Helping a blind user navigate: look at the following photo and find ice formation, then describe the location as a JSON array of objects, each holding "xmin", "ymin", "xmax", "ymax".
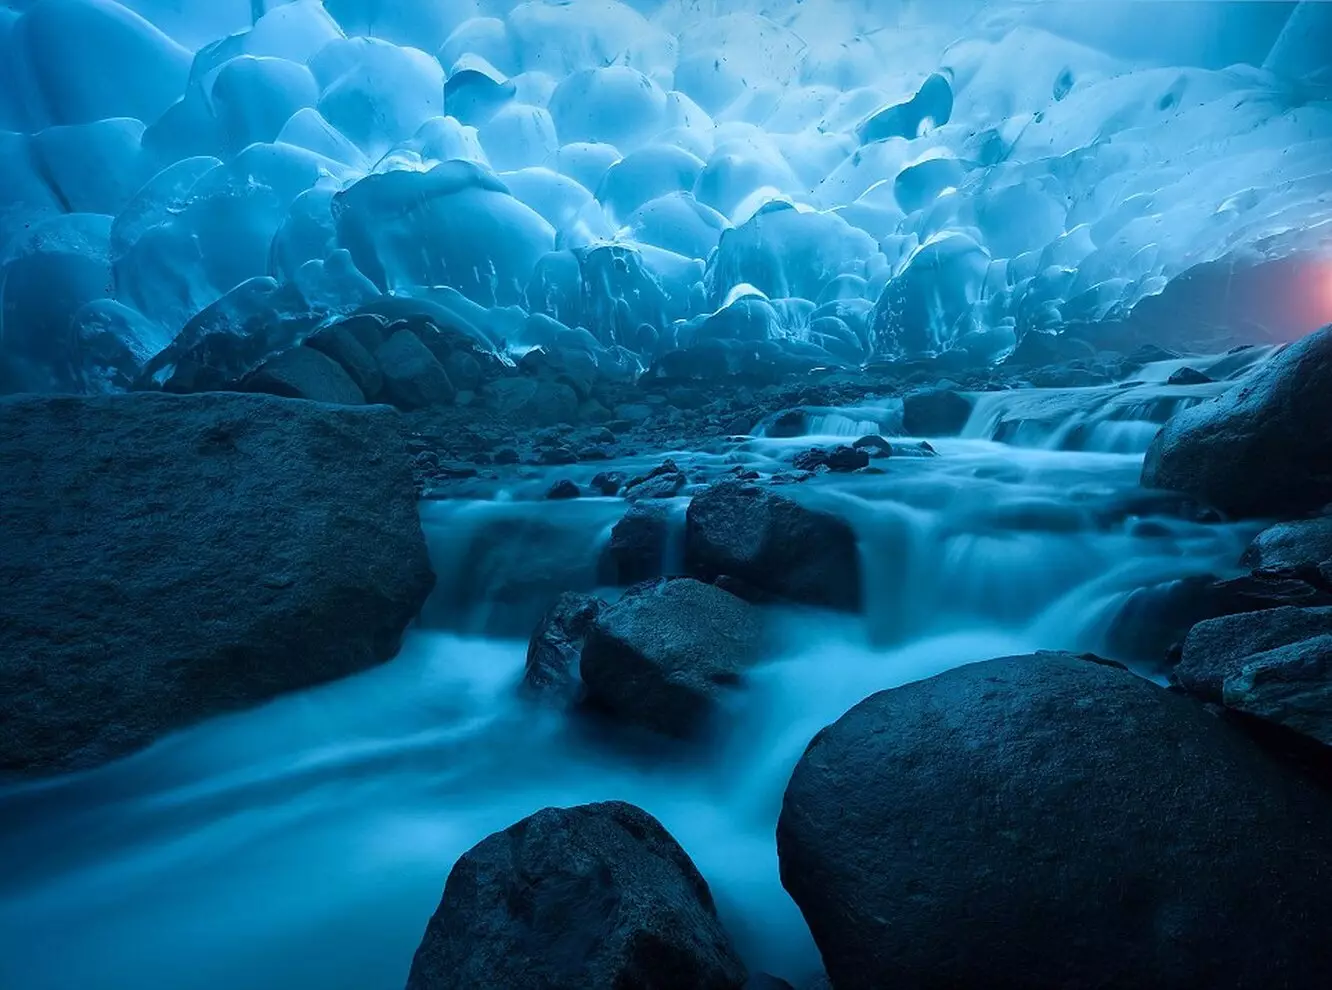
[{"xmin": 1, "ymin": 0, "xmax": 1330, "ymax": 392}]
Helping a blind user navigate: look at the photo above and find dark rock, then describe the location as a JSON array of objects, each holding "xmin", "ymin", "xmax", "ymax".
[
  {"xmin": 330, "ymin": 313, "xmax": 389, "ymax": 353},
  {"xmin": 1142, "ymin": 324, "xmax": 1332, "ymax": 517},
  {"xmin": 778, "ymin": 652, "xmax": 1332, "ymax": 990},
  {"xmin": 304, "ymin": 323, "xmax": 384, "ymax": 399},
  {"xmin": 591, "ymin": 471, "xmax": 626, "ymax": 496},
  {"xmin": 0, "ymin": 392, "xmax": 435, "ymax": 776},
  {"xmin": 851, "ymin": 434, "xmax": 892, "ymax": 457},
  {"xmin": 1106, "ymin": 572, "xmax": 1332, "ymax": 666},
  {"xmin": 538, "ymin": 446, "xmax": 579, "ymax": 466},
  {"xmin": 1166, "ymin": 366, "xmax": 1214, "ymax": 386},
  {"xmin": 580, "ymin": 578, "xmax": 762, "ymax": 737},
  {"xmin": 523, "ymin": 593, "xmax": 604, "ymax": 705},
  {"xmin": 686, "ymin": 482, "xmax": 862, "ymax": 610},
  {"xmin": 1241, "ymin": 515, "xmax": 1332, "ymax": 575},
  {"xmin": 1222, "ymin": 637, "xmax": 1332, "ymax": 747},
  {"xmin": 766, "ymin": 409, "xmax": 809, "ymax": 438},
  {"xmin": 140, "ymin": 277, "xmax": 330, "ymax": 393},
  {"xmin": 484, "ymin": 377, "xmax": 580, "ymax": 427},
  {"xmin": 1004, "ymin": 330, "xmax": 1096, "ymax": 368},
  {"xmin": 406, "ymin": 801, "xmax": 748, "ymax": 990},
  {"xmin": 901, "ymin": 387, "xmax": 974, "ymax": 436},
  {"xmin": 603, "ymin": 503, "xmax": 673, "ymax": 585},
  {"xmin": 791, "ymin": 448, "xmax": 828, "ymax": 472},
  {"xmin": 376, "ymin": 330, "xmax": 457, "ymax": 410},
  {"xmin": 891, "ymin": 440, "xmax": 937, "ymax": 458},
  {"xmin": 242, "ymin": 346, "xmax": 366, "ymax": 405},
  {"xmin": 825, "ymin": 445, "xmax": 869, "ymax": 472},
  {"xmin": 493, "ymin": 447, "xmax": 520, "ymax": 465},
  {"xmin": 546, "ymin": 479, "xmax": 581, "ymax": 500},
  {"xmin": 1176, "ymin": 606, "xmax": 1332, "ymax": 702},
  {"xmin": 624, "ymin": 459, "xmax": 687, "ymax": 500}
]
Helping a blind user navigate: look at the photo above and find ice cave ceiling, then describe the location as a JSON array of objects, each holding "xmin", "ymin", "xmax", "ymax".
[{"xmin": 1, "ymin": 0, "xmax": 1329, "ymax": 393}]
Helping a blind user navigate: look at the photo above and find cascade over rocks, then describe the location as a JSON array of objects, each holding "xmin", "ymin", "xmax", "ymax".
[
  {"xmin": 777, "ymin": 652, "xmax": 1332, "ymax": 990},
  {"xmin": 580, "ymin": 578, "xmax": 762, "ymax": 738},
  {"xmin": 0, "ymin": 392, "xmax": 435, "ymax": 776},
  {"xmin": 406, "ymin": 801, "xmax": 748, "ymax": 990},
  {"xmin": 1142, "ymin": 324, "xmax": 1332, "ymax": 517},
  {"xmin": 685, "ymin": 481, "xmax": 862, "ymax": 610}
]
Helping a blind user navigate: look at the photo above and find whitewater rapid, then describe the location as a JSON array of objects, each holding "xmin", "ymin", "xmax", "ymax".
[{"xmin": 0, "ymin": 370, "xmax": 1264, "ymax": 989}]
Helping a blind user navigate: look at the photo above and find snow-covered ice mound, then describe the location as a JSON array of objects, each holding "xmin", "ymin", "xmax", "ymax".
[{"xmin": 1, "ymin": 0, "xmax": 1330, "ymax": 391}]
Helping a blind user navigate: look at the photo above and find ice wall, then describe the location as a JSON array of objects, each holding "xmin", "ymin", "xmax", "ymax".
[{"xmin": 1, "ymin": 0, "xmax": 1329, "ymax": 391}]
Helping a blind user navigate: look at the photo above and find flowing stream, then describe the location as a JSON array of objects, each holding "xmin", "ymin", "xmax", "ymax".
[{"xmin": 0, "ymin": 358, "xmax": 1268, "ymax": 989}]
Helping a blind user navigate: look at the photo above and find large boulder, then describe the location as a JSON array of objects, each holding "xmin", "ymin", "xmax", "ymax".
[
  {"xmin": 778, "ymin": 652, "xmax": 1332, "ymax": 989},
  {"xmin": 580, "ymin": 578, "xmax": 762, "ymax": 737},
  {"xmin": 1176, "ymin": 606, "xmax": 1332, "ymax": 702},
  {"xmin": 1241, "ymin": 515, "xmax": 1332, "ymax": 578},
  {"xmin": 1176, "ymin": 606, "xmax": 1332, "ymax": 746},
  {"xmin": 901, "ymin": 386, "xmax": 974, "ymax": 436},
  {"xmin": 685, "ymin": 482, "xmax": 862, "ymax": 610},
  {"xmin": 602, "ymin": 502, "xmax": 674, "ymax": 585},
  {"xmin": 0, "ymin": 392, "xmax": 435, "ymax": 776},
  {"xmin": 241, "ymin": 345, "xmax": 366, "ymax": 405},
  {"xmin": 376, "ymin": 329, "xmax": 457, "ymax": 410},
  {"xmin": 1142, "ymin": 325, "xmax": 1332, "ymax": 517},
  {"xmin": 406, "ymin": 801, "xmax": 748, "ymax": 990}
]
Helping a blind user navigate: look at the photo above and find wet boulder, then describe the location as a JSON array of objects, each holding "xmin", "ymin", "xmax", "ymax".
[
  {"xmin": 1176, "ymin": 607, "xmax": 1332, "ymax": 746},
  {"xmin": 1142, "ymin": 324, "xmax": 1332, "ymax": 517},
  {"xmin": 241, "ymin": 346, "xmax": 366, "ymax": 405},
  {"xmin": 602, "ymin": 502, "xmax": 674, "ymax": 586},
  {"xmin": 685, "ymin": 482, "xmax": 862, "ymax": 610},
  {"xmin": 580, "ymin": 578, "xmax": 762, "ymax": 738},
  {"xmin": 546, "ymin": 479, "xmax": 581, "ymax": 500},
  {"xmin": 406, "ymin": 801, "xmax": 748, "ymax": 990},
  {"xmin": 901, "ymin": 386, "xmax": 974, "ymax": 436},
  {"xmin": 778, "ymin": 652, "xmax": 1332, "ymax": 990},
  {"xmin": 792, "ymin": 446, "xmax": 868, "ymax": 473},
  {"xmin": 481, "ymin": 377, "xmax": 579, "ymax": 427},
  {"xmin": 0, "ymin": 392, "xmax": 435, "ymax": 776},
  {"xmin": 375, "ymin": 330, "xmax": 457, "ymax": 409},
  {"xmin": 624, "ymin": 458, "xmax": 688, "ymax": 500},
  {"xmin": 523, "ymin": 592, "xmax": 604, "ymax": 706},
  {"xmin": 1241, "ymin": 515, "xmax": 1332, "ymax": 580},
  {"xmin": 1166, "ymin": 366, "xmax": 1214, "ymax": 386},
  {"xmin": 304, "ymin": 322, "xmax": 384, "ymax": 399}
]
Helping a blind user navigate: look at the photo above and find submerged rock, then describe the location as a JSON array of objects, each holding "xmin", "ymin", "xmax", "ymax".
[
  {"xmin": 406, "ymin": 801, "xmax": 748, "ymax": 990},
  {"xmin": 685, "ymin": 482, "xmax": 862, "ymax": 610},
  {"xmin": 580, "ymin": 578, "xmax": 762, "ymax": 737},
  {"xmin": 778, "ymin": 652, "xmax": 1332, "ymax": 989},
  {"xmin": 523, "ymin": 592, "xmax": 604, "ymax": 706},
  {"xmin": 1142, "ymin": 324, "xmax": 1332, "ymax": 517},
  {"xmin": 0, "ymin": 392, "xmax": 434, "ymax": 776}
]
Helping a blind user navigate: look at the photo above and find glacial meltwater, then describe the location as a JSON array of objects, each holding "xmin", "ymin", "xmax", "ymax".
[{"xmin": 0, "ymin": 355, "xmax": 1265, "ymax": 989}]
